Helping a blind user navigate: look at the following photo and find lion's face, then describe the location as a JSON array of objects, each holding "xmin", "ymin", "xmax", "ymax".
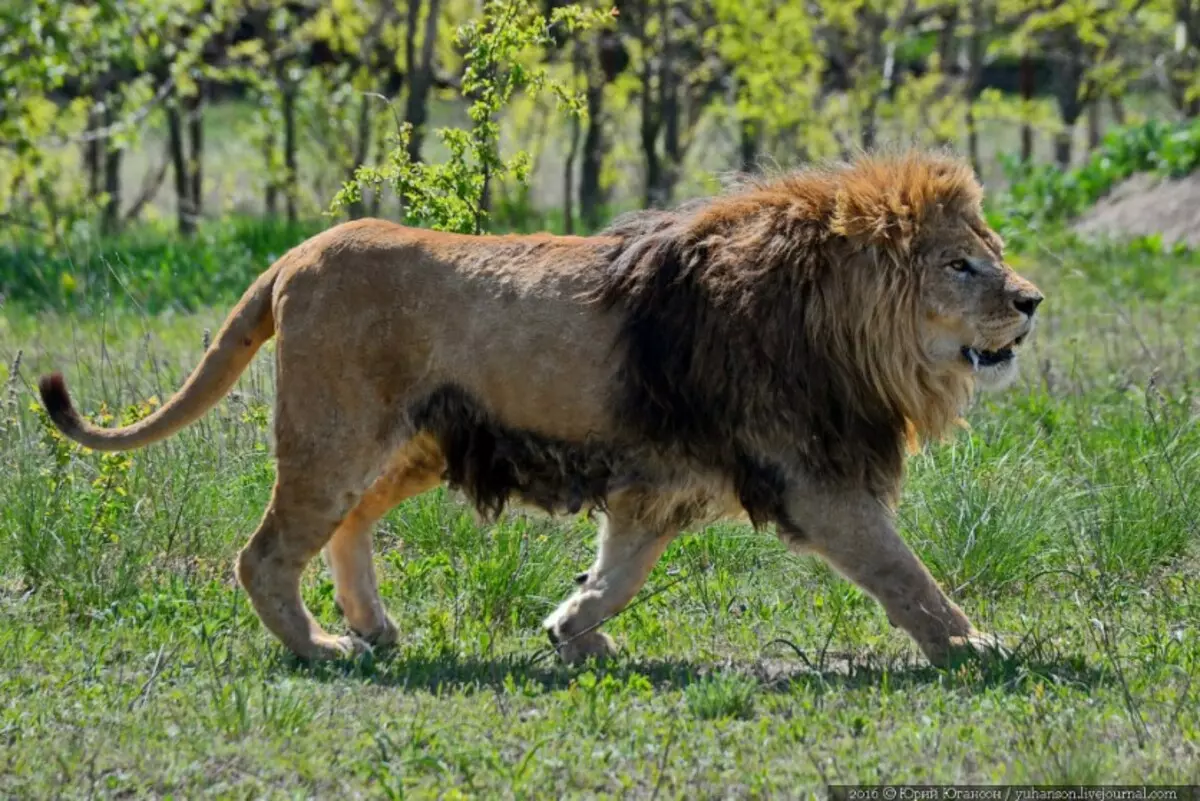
[{"xmin": 916, "ymin": 216, "xmax": 1043, "ymax": 391}]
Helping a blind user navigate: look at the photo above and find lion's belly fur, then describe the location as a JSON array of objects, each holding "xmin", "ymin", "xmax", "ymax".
[{"xmin": 272, "ymin": 219, "xmax": 744, "ymax": 530}]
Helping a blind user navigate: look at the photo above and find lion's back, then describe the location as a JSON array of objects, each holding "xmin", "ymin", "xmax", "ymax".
[{"xmin": 271, "ymin": 218, "xmax": 627, "ymax": 443}]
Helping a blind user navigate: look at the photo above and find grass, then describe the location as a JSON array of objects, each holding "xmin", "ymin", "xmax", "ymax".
[{"xmin": 1, "ymin": 220, "xmax": 1198, "ymax": 797}]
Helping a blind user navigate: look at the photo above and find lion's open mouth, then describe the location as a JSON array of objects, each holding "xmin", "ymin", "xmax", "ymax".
[{"xmin": 962, "ymin": 334, "xmax": 1025, "ymax": 369}]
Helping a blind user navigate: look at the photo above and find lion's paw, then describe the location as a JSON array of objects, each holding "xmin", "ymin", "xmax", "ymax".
[
  {"xmin": 934, "ymin": 631, "xmax": 1009, "ymax": 668},
  {"xmin": 354, "ymin": 617, "xmax": 399, "ymax": 648},
  {"xmin": 547, "ymin": 627, "xmax": 618, "ymax": 666},
  {"xmin": 306, "ymin": 633, "xmax": 373, "ymax": 661}
]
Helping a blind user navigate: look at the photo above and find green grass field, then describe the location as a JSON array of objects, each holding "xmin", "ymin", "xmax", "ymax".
[{"xmin": 1, "ymin": 225, "xmax": 1198, "ymax": 797}]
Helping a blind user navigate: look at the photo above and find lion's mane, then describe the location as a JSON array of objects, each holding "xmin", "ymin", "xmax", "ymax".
[{"xmin": 594, "ymin": 151, "xmax": 982, "ymax": 524}]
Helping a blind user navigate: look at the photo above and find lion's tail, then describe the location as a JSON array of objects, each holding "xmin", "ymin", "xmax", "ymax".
[{"xmin": 38, "ymin": 259, "xmax": 282, "ymax": 452}]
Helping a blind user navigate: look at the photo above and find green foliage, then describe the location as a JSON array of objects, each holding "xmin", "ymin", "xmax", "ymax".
[
  {"xmin": 0, "ymin": 217, "xmax": 320, "ymax": 312},
  {"xmin": 683, "ymin": 672, "xmax": 758, "ymax": 720},
  {"xmin": 332, "ymin": 0, "xmax": 611, "ymax": 233},
  {"xmin": 0, "ymin": 0, "xmax": 252, "ymax": 239},
  {"xmin": 999, "ymin": 117, "xmax": 1200, "ymax": 228}
]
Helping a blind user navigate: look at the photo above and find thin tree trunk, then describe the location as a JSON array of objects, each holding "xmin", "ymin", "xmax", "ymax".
[
  {"xmin": 1171, "ymin": 1, "xmax": 1200, "ymax": 116},
  {"xmin": 638, "ymin": 0, "xmax": 662, "ymax": 209},
  {"xmin": 102, "ymin": 103, "xmax": 122, "ymax": 235},
  {"xmin": 1087, "ymin": 100, "xmax": 1102, "ymax": 151},
  {"xmin": 580, "ymin": 76, "xmax": 607, "ymax": 230},
  {"xmin": 405, "ymin": 0, "xmax": 442, "ymax": 164},
  {"xmin": 478, "ymin": 167, "xmax": 491, "ymax": 232},
  {"xmin": 264, "ymin": 123, "xmax": 278, "ymax": 216},
  {"xmin": 739, "ymin": 121, "xmax": 760, "ymax": 173},
  {"xmin": 1051, "ymin": 35, "xmax": 1089, "ymax": 170},
  {"xmin": 369, "ymin": 115, "xmax": 387, "ymax": 217},
  {"xmin": 282, "ymin": 85, "xmax": 298, "ymax": 224},
  {"xmin": 166, "ymin": 104, "xmax": 193, "ymax": 235},
  {"xmin": 1054, "ymin": 131, "xmax": 1073, "ymax": 168},
  {"xmin": 860, "ymin": 103, "xmax": 877, "ymax": 151},
  {"xmin": 640, "ymin": 56, "xmax": 661, "ymax": 208},
  {"xmin": 1019, "ymin": 53, "xmax": 1035, "ymax": 162},
  {"xmin": 122, "ymin": 155, "xmax": 169, "ymax": 224},
  {"xmin": 348, "ymin": 96, "xmax": 373, "ymax": 219},
  {"xmin": 1054, "ymin": 86, "xmax": 1081, "ymax": 169},
  {"xmin": 186, "ymin": 90, "xmax": 203, "ymax": 225},
  {"xmin": 564, "ymin": 119, "xmax": 579, "ymax": 234},
  {"xmin": 1110, "ymin": 95, "xmax": 1126, "ymax": 125},
  {"xmin": 659, "ymin": 0, "xmax": 681, "ymax": 205},
  {"xmin": 964, "ymin": 0, "xmax": 985, "ymax": 176},
  {"xmin": 564, "ymin": 99, "xmax": 582, "ymax": 233},
  {"xmin": 85, "ymin": 104, "xmax": 101, "ymax": 201},
  {"xmin": 966, "ymin": 107, "xmax": 981, "ymax": 177},
  {"xmin": 936, "ymin": 7, "xmax": 958, "ymax": 69}
]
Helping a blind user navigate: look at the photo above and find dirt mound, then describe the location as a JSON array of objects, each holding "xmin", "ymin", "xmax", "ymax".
[{"xmin": 1073, "ymin": 172, "xmax": 1200, "ymax": 247}]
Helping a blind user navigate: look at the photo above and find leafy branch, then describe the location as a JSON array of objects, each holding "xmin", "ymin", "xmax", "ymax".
[{"xmin": 331, "ymin": 0, "xmax": 613, "ymax": 234}]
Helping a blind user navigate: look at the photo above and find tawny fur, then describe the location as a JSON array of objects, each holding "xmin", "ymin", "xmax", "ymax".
[{"xmin": 38, "ymin": 150, "xmax": 1043, "ymax": 667}]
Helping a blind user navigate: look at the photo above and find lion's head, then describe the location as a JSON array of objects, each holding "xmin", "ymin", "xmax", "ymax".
[
  {"xmin": 823, "ymin": 152, "xmax": 1043, "ymax": 398},
  {"xmin": 909, "ymin": 213, "xmax": 1042, "ymax": 393},
  {"xmin": 600, "ymin": 149, "xmax": 1044, "ymax": 517}
]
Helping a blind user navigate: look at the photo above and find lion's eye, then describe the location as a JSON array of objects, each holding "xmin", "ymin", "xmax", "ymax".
[{"xmin": 947, "ymin": 259, "xmax": 972, "ymax": 274}]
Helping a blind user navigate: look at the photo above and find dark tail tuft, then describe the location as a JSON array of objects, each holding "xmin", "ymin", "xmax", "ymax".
[{"xmin": 39, "ymin": 372, "xmax": 81, "ymax": 434}]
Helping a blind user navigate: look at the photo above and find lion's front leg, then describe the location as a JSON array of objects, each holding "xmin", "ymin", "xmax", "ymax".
[
  {"xmin": 780, "ymin": 486, "xmax": 1004, "ymax": 667},
  {"xmin": 544, "ymin": 506, "xmax": 677, "ymax": 665}
]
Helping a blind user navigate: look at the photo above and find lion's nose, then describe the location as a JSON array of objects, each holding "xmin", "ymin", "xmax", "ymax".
[{"xmin": 1013, "ymin": 292, "xmax": 1043, "ymax": 317}]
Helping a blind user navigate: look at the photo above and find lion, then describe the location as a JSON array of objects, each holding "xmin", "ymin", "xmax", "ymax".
[{"xmin": 38, "ymin": 150, "xmax": 1043, "ymax": 668}]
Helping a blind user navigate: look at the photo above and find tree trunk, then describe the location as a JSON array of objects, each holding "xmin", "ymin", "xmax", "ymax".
[
  {"xmin": 580, "ymin": 76, "xmax": 607, "ymax": 230},
  {"xmin": 860, "ymin": 102, "xmax": 877, "ymax": 151},
  {"xmin": 348, "ymin": 95, "xmax": 373, "ymax": 219},
  {"xmin": 936, "ymin": 7, "xmax": 959, "ymax": 70},
  {"xmin": 405, "ymin": 0, "xmax": 442, "ymax": 164},
  {"xmin": 858, "ymin": 11, "xmax": 890, "ymax": 152},
  {"xmin": 929, "ymin": 8, "xmax": 959, "ymax": 148},
  {"xmin": 1053, "ymin": 56, "xmax": 1085, "ymax": 170},
  {"xmin": 85, "ymin": 105, "xmax": 101, "ymax": 202},
  {"xmin": 102, "ymin": 104, "xmax": 122, "ymax": 235},
  {"xmin": 640, "ymin": 56, "xmax": 661, "ymax": 208},
  {"xmin": 739, "ymin": 121, "xmax": 760, "ymax": 173},
  {"xmin": 369, "ymin": 117, "xmax": 387, "ymax": 217},
  {"xmin": 1019, "ymin": 53, "xmax": 1035, "ymax": 162},
  {"xmin": 1110, "ymin": 95, "xmax": 1126, "ymax": 126},
  {"xmin": 1169, "ymin": 1, "xmax": 1200, "ymax": 117},
  {"xmin": 1054, "ymin": 130, "xmax": 1073, "ymax": 169},
  {"xmin": 563, "ymin": 41, "xmax": 586, "ymax": 235},
  {"xmin": 1087, "ymin": 100, "xmax": 1102, "ymax": 152},
  {"xmin": 564, "ymin": 111, "xmax": 580, "ymax": 235},
  {"xmin": 186, "ymin": 90, "xmax": 203, "ymax": 225},
  {"xmin": 264, "ymin": 123, "xmax": 278, "ymax": 216},
  {"xmin": 282, "ymin": 85, "xmax": 298, "ymax": 224},
  {"xmin": 166, "ymin": 105, "xmax": 193, "ymax": 236},
  {"xmin": 966, "ymin": 106, "xmax": 980, "ymax": 178},
  {"xmin": 658, "ymin": 0, "xmax": 681, "ymax": 205},
  {"xmin": 477, "ymin": 169, "xmax": 491, "ymax": 234},
  {"xmin": 964, "ymin": 0, "xmax": 986, "ymax": 176}
]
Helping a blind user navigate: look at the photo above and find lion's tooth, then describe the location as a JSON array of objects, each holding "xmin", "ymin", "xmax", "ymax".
[{"xmin": 967, "ymin": 348, "xmax": 981, "ymax": 370}]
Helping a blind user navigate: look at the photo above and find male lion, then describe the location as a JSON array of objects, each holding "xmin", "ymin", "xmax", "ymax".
[{"xmin": 39, "ymin": 150, "xmax": 1043, "ymax": 667}]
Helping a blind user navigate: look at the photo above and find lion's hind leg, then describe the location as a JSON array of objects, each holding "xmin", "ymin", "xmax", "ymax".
[
  {"xmin": 234, "ymin": 387, "xmax": 400, "ymax": 660},
  {"xmin": 236, "ymin": 489, "xmax": 372, "ymax": 660},
  {"xmin": 323, "ymin": 435, "xmax": 444, "ymax": 646}
]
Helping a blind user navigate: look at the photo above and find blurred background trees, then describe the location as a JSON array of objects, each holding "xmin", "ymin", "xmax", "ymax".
[{"xmin": 2, "ymin": 0, "xmax": 1198, "ymax": 242}]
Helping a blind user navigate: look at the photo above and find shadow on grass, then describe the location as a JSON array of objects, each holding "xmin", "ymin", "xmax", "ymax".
[{"xmin": 272, "ymin": 644, "xmax": 1112, "ymax": 697}]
